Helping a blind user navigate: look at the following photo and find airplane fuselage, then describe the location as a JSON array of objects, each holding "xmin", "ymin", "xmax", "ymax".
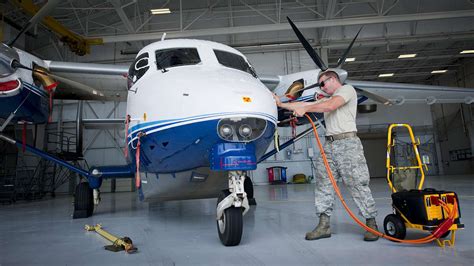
[{"xmin": 125, "ymin": 39, "xmax": 278, "ymax": 200}]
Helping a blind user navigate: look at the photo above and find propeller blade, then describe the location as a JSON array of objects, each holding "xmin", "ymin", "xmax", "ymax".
[
  {"xmin": 281, "ymin": 82, "xmax": 325, "ymax": 101},
  {"xmin": 336, "ymin": 27, "xmax": 362, "ymax": 68},
  {"xmin": 288, "ymin": 82, "xmax": 321, "ymax": 97},
  {"xmin": 48, "ymin": 73, "xmax": 105, "ymax": 98},
  {"xmin": 8, "ymin": 0, "xmax": 61, "ymax": 46},
  {"xmin": 12, "ymin": 61, "xmax": 105, "ymax": 98},
  {"xmin": 287, "ymin": 17, "xmax": 328, "ymax": 71},
  {"xmin": 355, "ymin": 87, "xmax": 392, "ymax": 105}
]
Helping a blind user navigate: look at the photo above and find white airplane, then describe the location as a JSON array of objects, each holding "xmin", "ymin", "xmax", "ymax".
[
  {"xmin": 1, "ymin": 4, "xmax": 473, "ymax": 247},
  {"xmin": 1, "ymin": 37, "xmax": 279, "ymax": 246}
]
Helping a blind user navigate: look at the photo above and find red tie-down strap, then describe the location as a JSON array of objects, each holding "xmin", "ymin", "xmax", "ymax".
[
  {"xmin": 315, "ymin": 92, "xmax": 326, "ymax": 100},
  {"xmin": 285, "ymin": 94, "xmax": 297, "ymax": 100},
  {"xmin": 135, "ymin": 132, "xmax": 145, "ymax": 188},
  {"xmin": 290, "ymin": 117, "xmax": 298, "ymax": 138},
  {"xmin": 22, "ymin": 122, "xmax": 27, "ymax": 152},
  {"xmin": 124, "ymin": 115, "xmax": 131, "ymax": 159},
  {"xmin": 44, "ymin": 82, "xmax": 58, "ymax": 123}
]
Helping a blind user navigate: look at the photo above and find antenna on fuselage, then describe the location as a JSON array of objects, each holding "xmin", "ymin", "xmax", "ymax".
[{"xmin": 161, "ymin": 33, "xmax": 167, "ymax": 41}]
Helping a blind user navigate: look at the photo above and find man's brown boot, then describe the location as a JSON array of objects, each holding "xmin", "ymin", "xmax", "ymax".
[
  {"xmin": 364, "ymin": 218, "xmax": 379, "ymax": 241},
  {"xmin": 305, "ymin": 214, "xmax": 331, "ymax": 240}
]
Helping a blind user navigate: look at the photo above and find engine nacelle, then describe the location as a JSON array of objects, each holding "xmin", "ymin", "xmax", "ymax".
[{"xmin": 0, "ymin": 43, "xmax": 20, "ymax": 78}]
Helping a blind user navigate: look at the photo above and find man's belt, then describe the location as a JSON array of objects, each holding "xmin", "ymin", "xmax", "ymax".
[{"xmin": 325, "ymin": 132, "xmax": 357, "ymax": 142}]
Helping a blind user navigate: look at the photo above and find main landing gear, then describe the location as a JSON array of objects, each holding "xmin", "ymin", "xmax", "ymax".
[
  {"xmin": 73, "ymin": 182, "xmax": 100, "ymax": 219},
  {"xmin": 216, "ymin": 171, "xmax": 252, "ymax": 246}
]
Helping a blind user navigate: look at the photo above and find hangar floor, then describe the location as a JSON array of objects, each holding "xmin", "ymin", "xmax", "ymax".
[{"xmin": 0, "ymin": 175, "xmax": 473, "ymax": 265}]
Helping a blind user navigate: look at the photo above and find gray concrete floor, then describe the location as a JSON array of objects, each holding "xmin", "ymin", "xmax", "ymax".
[{"xmin": 0, "ymin": 175, "xmax": 473, "ymax": 265}]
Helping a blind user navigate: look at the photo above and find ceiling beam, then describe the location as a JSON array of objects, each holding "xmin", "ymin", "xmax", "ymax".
[
  {"xmin": 96, "ymin": 9, "xmax": 474, "ymax": 43},
  {"xmin": 109, "ymin": 0, "xmax": 135, "ymax": 32},
  {"xmin": 236, "ymin": 31, "xmax": 474, "ymax": 54}
]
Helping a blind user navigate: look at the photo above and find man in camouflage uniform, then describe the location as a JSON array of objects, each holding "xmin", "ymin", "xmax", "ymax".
[{"xmin": 273, "ymin": 70, "xmax": 379, "ymax": 241}]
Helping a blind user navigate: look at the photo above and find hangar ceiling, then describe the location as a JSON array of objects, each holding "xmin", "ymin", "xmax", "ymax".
[{"xmin": 2, "ymin": 0, "xmax": 474, "ymax": 85}]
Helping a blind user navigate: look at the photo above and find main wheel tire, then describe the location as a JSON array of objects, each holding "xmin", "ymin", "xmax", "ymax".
[
  {"xmin": 384, "ymin": 214, "xmax": 406, "ymax": 240},
  {"xmin": 74, "ymin": 182, "xmax": 94, "ymax": 218},
  {"xmin": 244, "ymin": 176, "xmax": 256, "ymax": 205},
  {"xmin": 216, "ymin": 189, "xmax": 243, "ymax": 246}
]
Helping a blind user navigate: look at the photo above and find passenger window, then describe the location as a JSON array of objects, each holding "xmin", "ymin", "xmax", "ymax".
[
  {"xmin": 128, "ymin": 52, "xmax": 149, "ymax": 89},
  {"xmin": 213, "ymin": 50, "xmax": 257, "ymax": 78},
  {"xmin": 155, "ymin": 48, "xmax": 201, "ymax": 70}
]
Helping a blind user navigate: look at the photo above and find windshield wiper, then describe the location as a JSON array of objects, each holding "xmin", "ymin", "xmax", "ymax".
[{"xmin": 155, "ymin": 60, "xmax": 168, "ymax": 73}]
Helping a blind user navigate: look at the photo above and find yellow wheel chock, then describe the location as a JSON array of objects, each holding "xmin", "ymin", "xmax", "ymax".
[{"xmin": 85, "ymin": 224, "xmax": 137, "ymax": 253}]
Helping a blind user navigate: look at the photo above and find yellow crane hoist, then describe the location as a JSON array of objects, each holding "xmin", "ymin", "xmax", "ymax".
[{"xmin": 85, "ymin": 224, "xmax": 137, "ymax": 253}]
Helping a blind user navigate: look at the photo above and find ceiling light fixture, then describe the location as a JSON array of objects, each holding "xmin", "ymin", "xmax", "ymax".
[
  {"xmin": 398, "ymin": 54, "xmax": 417, "ymax": 58},
  {"xmin": 460, "ymin": 50, "xmax": 474, "ymax": 54},
  {"xmin": 233, "ymin": 41, "xmax": 302, "ymax": 49},
  {"xmin": 378, "ymin": 73, "xmax": 394, "ymax": 77},
  {"xmin": 150, "ymin": 8, "xmax": 171, "ymax": 15},
  {"xmin": 431, "ymin": 70, "xmax": 448, "ymax": 74},
  {"xmin": 345, "ymin": 57, "xmax": 356, "ymax": 62}
]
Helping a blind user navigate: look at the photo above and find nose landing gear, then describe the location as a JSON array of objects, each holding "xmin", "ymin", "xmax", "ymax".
[{"xmin": 216, "ymin": 171, "xmax": 250, "ymax": 246}]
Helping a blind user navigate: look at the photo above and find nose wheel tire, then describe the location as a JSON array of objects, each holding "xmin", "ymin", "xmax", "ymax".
[
  {"xmin": 216, "ymin": 189, "xmax": 243, "ymax": 246},
  {"xmin": 383, "ymin": 214, "xmax": 406, "ymax": 241}
]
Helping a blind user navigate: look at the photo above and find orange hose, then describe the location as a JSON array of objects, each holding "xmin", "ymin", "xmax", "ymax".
[{"xmin": 304, "ymin": 114, "xmax": 456, "ymax": 244}]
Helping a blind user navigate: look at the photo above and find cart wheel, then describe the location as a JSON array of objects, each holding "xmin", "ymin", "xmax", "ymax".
[{"xmin": 384, "ymin": 214, "xmax": 406, "ymax": 240}]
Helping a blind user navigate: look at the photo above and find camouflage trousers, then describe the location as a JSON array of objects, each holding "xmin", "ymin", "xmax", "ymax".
[{"xmin": 314, "ymin": 136, "xmax": 378, "ymax": 218}]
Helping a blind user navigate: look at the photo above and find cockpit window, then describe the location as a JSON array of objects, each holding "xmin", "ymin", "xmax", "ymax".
[
  {"xmin": 155, "ymin": 48, "xmax": 201, "ymax": 70},
  {"xmin": 213, "ymin": 49, "xmax": 257, "ymax": 78},
  {"xmin": 128, "ymin": 52, "xmax": 149, "ymax": 89}
]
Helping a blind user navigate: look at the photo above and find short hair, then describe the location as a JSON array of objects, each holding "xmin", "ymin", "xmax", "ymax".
[{"xmin": 318, "ymin": 70, "xmax": 340, "ymax": 82}]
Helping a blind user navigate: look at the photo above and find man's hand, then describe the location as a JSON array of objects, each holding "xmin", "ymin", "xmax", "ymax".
[
  {"xmin": 293, "ymin": 106, "xmax": 307, "ymax": 117},
  {"xmin": 272, "ymin": 93, "xmax": 282, "ymax": 107}
]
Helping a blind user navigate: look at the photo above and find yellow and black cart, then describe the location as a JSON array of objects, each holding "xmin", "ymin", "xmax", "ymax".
[{"xmin": 384, "ymin": 124, "xmax": 464, "ymax": 247}]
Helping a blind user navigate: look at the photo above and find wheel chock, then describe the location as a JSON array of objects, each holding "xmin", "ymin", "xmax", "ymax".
[{"xmin": 85, "ymin": 224, "xmax": 137, "ymax": 253}]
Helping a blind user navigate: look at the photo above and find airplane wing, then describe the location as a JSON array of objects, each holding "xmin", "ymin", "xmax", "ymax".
[
  {"xmin": 44, "ymin": 61, "xmax": 129, "ymax": 101},
  {"xmin": 347, "ymin": 79, "xmax": 474, "ymax": 105},
  {"xmin": 260, "ymin": 17, "xmax": 474, "ymax": 109},
  {"xmin": 260, "ymin": 74, "xmax": 474, "ymax": 105}
]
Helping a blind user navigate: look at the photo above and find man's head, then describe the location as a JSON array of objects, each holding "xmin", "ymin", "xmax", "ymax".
[{"xmin": 318, "ymin": 71, "xmax": 342, "ymax": 95}]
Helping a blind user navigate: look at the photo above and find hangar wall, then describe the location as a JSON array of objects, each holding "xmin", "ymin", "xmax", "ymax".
[{"xmin": 429, "ymin": 60, "xmax": 474, "ymax": 175}]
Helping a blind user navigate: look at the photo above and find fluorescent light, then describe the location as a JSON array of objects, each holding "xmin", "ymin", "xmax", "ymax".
[
  {"xmin": 259, "ymin": 42, "xmax": 300, "ymax": 48},
  {"xmin": 398, "ymin": 53, "xmax": 417, "ymax": 58},
  {"xmin": 150, "ymin": 8, "xmax": 171, "ymax": 15},
  {"xmin": 460, "ymin": 50, "xmax": 474, "ymax": 54},
  {"xmin": 234, "ymin": 42, "xmax": 300, "ymax": 49},
  {"xmin": 345, "ymin": 57, "xmax": 356, "ymax": 62},
  {"xmin": 431, "ymin": 70, "xmax": 448, "ymax": 74},
  {"xmin": 378, "ymin": 73, "xmax": 394, "ymax": 77}
]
